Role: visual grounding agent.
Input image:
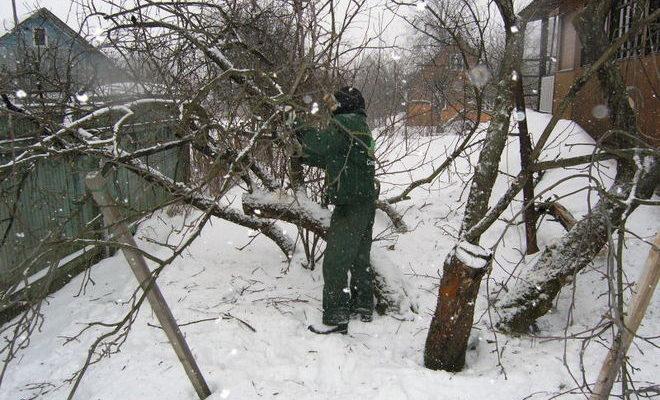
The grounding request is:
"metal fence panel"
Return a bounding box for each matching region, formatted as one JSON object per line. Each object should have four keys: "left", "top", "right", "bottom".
{"left": 0, "top": 110, "right": 183, "bottom": 289}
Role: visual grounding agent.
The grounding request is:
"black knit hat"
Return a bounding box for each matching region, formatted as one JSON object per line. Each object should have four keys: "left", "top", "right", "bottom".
{"left": 333, "top": 86, "right": 366, "bottom": 115}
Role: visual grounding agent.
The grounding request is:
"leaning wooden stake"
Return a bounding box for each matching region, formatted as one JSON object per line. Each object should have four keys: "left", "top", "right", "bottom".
{"left": 590, "top": 233, "right": 660, "bottom": 400}
{"left": 86, "top": 171, "right": 211, "bottom": 400}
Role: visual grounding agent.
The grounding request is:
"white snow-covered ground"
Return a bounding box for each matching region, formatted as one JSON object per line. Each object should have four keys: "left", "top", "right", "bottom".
{"left": 2, "top": 110, "right": 658, "bottom": 400}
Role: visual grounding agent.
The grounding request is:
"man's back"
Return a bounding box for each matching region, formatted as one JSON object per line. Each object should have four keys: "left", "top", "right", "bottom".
{"left": 298, "top": 112, "right": 376, "bottom": 205}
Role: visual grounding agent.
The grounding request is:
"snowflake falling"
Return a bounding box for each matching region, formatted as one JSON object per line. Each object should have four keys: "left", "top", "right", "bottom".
{"left": 391, "top": 52, "right": 402, "bottom": 61}
{"left": 511, "top": 70, "right": 519, "bottom": 81}
{"left": 302, "top": 94, "right": 313, "bottom": 104}
{"left": 510, "top": 25, "right": 519, "bottom": 33}
{"left": 92, "top": 28, "right": 106, "bottom": 44}
{"left": 514, "top": 110, "right": 526, "bottom": 121}
{"left": 76, "top": 92, "right": 89, "bottom": 104}
{"left": 468, "top": 65, "right": 492, "bottom": 88}
{"left": 591, "top": 104, "right": 609, "bottom": 119}
{"left": 15, "top": 89, "right": 27, "bottom": 98}
{"left": 310, "top": 102, "right": 319, "bottom": 114}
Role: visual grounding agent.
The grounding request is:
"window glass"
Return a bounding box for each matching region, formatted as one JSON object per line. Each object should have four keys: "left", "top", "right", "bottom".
{"left": 33, "top": 28, "right": 46, "bottom": 46}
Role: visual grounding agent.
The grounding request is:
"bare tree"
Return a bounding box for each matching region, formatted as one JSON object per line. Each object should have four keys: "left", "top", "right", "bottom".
{"left": 0, "top": 0, "right": 421, "bottom": 395}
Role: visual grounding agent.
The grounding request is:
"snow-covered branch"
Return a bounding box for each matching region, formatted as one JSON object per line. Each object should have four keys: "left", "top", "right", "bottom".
{"left": 242, "top": 189, "right": 418, "bottom": 315}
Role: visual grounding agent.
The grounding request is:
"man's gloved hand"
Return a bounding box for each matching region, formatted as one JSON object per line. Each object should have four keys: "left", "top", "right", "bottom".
{"left": 284, "top": 106, "right": 297, "bottom": 129}
{"left": 323, "top": 93, "right": 339, "bottom": 112}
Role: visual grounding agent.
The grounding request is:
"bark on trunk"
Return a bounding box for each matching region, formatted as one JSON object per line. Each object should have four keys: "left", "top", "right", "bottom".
{"left": 512, "top": 66, "right": 539, "bottom": 254}
{"left": 424, "top": 248, "right": 489, "bottom": 371}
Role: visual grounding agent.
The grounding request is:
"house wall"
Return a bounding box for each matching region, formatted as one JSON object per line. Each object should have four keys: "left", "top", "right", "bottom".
{"left": 406, "top": 47, "right": 488, "bottom": 127}
{"left": 549, "top": 0, "right": 659, "bottom": 145}
{"left": 407, "top": 102, "right": 438, "bottom": 126}
{"left": 553, "top": 54, "right": 660, "bottom": 145}
{"left": 406, "top": 101, "right": 491, "bottom": 127}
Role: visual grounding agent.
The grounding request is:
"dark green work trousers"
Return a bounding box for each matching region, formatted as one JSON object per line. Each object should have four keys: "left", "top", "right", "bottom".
{"left": 322, "top": 201, "right": 376, "bottom": 325}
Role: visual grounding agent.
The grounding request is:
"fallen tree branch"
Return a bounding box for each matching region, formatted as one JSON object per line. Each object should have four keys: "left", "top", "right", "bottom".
{"left": 93, "top": 151, "right": 296, "bottom": 256}
{"left": 375, "top": 200, "right": 409, "bottom": 233}
{"left": 537, "top": 201, "right": 578, "bottom": 232}
{"left": 242, "top": 189, "right": 419, "bottom": 315}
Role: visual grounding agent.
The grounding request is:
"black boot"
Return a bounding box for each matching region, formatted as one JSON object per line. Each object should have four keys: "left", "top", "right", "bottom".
{"left": 350, "top": 308, "right": 373, "bottom": 322}
{"left": 308, "top": 323, "right": 348, "bottom": 335}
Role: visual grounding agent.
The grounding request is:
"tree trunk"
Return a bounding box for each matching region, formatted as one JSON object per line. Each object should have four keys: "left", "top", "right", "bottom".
{"left": 511, "top": 64, "right": 539, "bottom": 254}
{"left": 424, "top": 0, "right": 520, "bottom": 371}
{"left": 496, "top": 179, "right": 645, "bottom": 332}
{"left": 424, "top": 245, "right": 490, "bottom": 371}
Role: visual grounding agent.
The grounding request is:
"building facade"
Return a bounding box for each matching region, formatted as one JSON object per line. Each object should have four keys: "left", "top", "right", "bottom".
{"left": 0, "top": 8, "right": 122, "bottom": 96}
{"left": 406, "top": 46, "right": 491, "bottom": 128}
{"left": 521, "top": 0, "right": 659, "bottom": 145}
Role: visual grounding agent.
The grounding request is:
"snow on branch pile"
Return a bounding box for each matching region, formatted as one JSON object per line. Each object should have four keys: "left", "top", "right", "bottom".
{"left": 242, "top": 189, "right": 419, "bottom": 316}
{"left": 496, "top": 154, "right": 658, "bottom": 333}
{"left": 243, "top": 190, "right": 330, "bottom": 237}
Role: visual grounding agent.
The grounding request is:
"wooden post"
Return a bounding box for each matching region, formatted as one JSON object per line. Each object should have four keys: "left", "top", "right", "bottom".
{"left": 590, "top": 233, "right": 660, "bottom": 400}
{"left": 85, "top": 171, "right": 212, "bottom": 400}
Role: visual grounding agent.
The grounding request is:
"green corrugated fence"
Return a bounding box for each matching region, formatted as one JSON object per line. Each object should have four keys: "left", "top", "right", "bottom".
{"left": 0, "top": 106, "right": 186, "bottom": 293}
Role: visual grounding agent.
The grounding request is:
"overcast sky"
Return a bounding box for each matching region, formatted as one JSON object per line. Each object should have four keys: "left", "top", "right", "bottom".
{"left": 2, "top": 0, "right": 78, "bottom": 33}
{"left": 2, "top": 0, "right": 413, "bottom": 46}
{"left": 2, "top": 0, "right": 534, "bottom": 53}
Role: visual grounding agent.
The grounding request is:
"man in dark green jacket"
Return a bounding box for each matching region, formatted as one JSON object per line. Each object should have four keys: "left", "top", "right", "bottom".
{"left": 296, "top": 86, "right": 376, "bottom": 334}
